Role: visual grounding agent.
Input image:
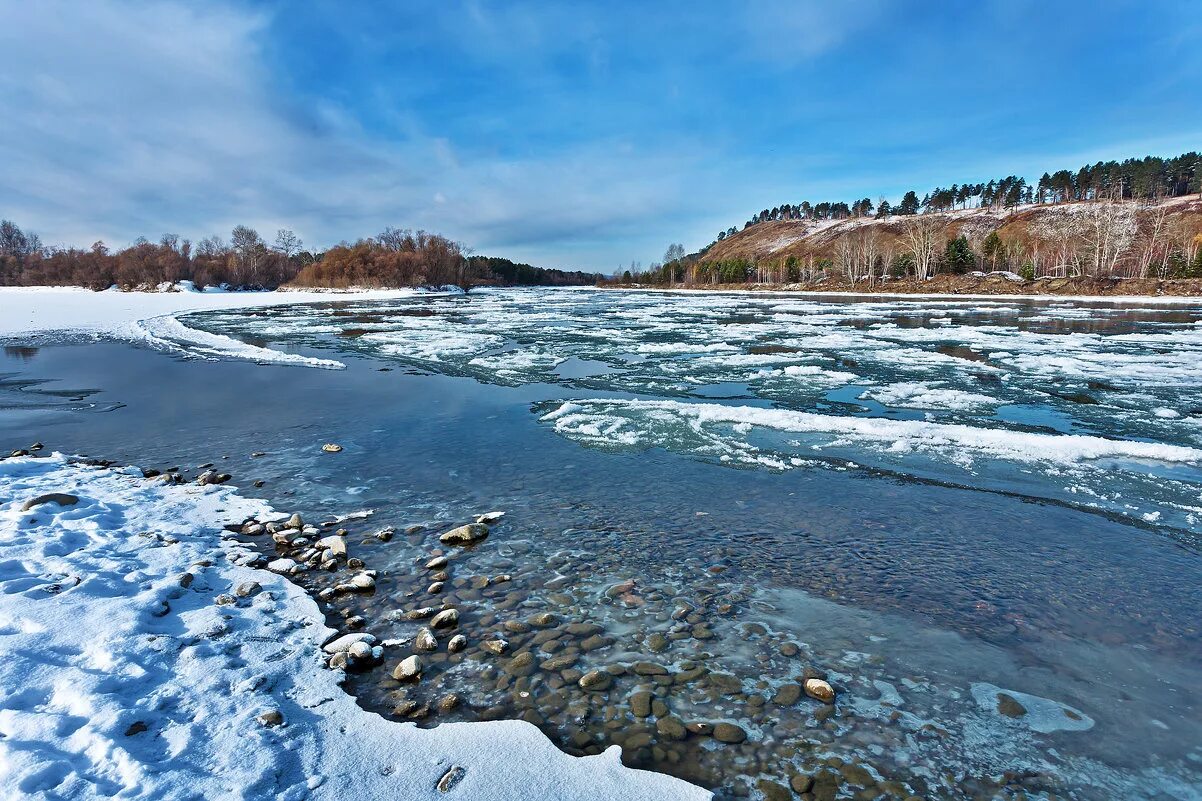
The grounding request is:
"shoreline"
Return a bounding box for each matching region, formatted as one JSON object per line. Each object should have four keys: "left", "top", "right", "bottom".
{"left": 602, "top": 276, "right": 1202, "bottom": 304}
{"left": 0, "top": 450, "right": 710, "bottom": 800}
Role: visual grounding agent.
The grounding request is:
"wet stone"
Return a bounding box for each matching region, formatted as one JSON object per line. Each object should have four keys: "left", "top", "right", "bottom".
{"left": 579, "top": 670, "right": 613, "bottom": 692}
{"left": 504, "top": 652, "right": 537, "bottom": 677}
{"left": 712, "top": 722, "right": 747, "bottom": 744}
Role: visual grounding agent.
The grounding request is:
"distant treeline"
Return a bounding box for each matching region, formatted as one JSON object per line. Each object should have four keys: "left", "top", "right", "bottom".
{"left": 715, "top": 151, "right": 1202, "bottom": 242}
{"left": 467, "top": 255, "right": 603, "bottom": 286}
{"left": 0, "top": 221, "right": 594, "bottom": 290}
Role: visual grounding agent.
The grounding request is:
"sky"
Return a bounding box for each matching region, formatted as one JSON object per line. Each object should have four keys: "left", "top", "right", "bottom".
{"left": 1, "top": 1, "right": 1199, "bottom": 271}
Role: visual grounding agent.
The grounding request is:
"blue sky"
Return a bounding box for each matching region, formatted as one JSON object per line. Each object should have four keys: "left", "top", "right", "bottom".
{"left": 1, "top": 1, "right": 1199, "bottom": 270}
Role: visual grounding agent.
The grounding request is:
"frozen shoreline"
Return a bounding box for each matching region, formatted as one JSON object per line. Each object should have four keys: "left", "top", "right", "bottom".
{"left": 603, "top": 284, "right": 1202, "bottom": 305}
{"left": 0, "top": 453, "right": 709, "bottom": 800}
{"left": 0, "top": 286, "right": 439, "bottom": 368}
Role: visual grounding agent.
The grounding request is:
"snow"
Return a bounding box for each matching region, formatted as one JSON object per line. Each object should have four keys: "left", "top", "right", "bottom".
{"left": 0, "top": 286, "right": 430, "bottom": 369}
{"left": 0, "top": 454, "right": 708, "bottom": 801}
{"left": 861, "top": 382, "right": 999, "bottom": 411}
{"left": 541, "top": 398, "right": 1202, "bottom": 467}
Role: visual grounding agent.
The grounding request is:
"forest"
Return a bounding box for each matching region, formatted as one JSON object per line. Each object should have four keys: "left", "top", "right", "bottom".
{"left": 0, "top": 222, "right": 598, "bottom": 291}
{"left": 622, "top": 151, "right": 1202, "bottom": 288}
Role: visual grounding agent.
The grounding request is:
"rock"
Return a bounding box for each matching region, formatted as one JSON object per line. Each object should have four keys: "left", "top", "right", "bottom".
{"left": 656, "top": 716, "right": 687, "bottom": 741}
{"left": 439, "top": 523, "right": 489, "bottom": 546}
{"left": 415, "top": 628, "right": 438, "bottom": 652}
{"left": 647, "top": 633, "right": 669, "bottom": 652}
{"left": 437, "top": 693, "right": 460, "bottom": 713}
{"left": 316, "top": 535, "right": 347, "bottom": 558}
{"left": 757, "top": 780, "right": 793, "bottom": 801}
{"left": 426, "top": 555, "right": 449, "bottom": 570}
{"left": 773, "top": 683, "right": 802, "bottom": 706}
{"left": 790, "top": 774, "right": 815, "bottom": 794}
{"left": 392, "top": 655, "right": 422, "bottom": 681}
{"left": 629, "top": 691, "right": 653, "bottom": 718}
{"left": 427, "top": 582, "right": 444, "bottom": 594}
{"left": 347, "top": 572, "right": 375, "bottom": 591}
{"left": 214, "top": 593, "right": 236, "bottom": 606}
{"left": 996, "top": 693, "right": 1027, "bottom": 718}
{"left": 686, "top": 722, "right": 713, "bottom": 736}
{"left": 804, "top": 678, "right": 836, "bottom": 704}
{"left": 565, "top": 623, "right": 603, "bottom": 637}
{"left": 436, "top": 766, "right": 466, "bottom": 793}
{"left": 578, "top": 670, "right": 613, "bottom": 692}
{"left": 430, "top": 608, "right": 459, "bottom": 629}
{"left": 447, "top": 634, "right": 467, "bottom": 653}
{"left": 347, "top": 557, "right": 365, "bottom": 569}
{"left": 481, "top": 638, "right": 508, "bottom": 655}
{"left": 529, "top": 612, "right": 557, "bottom": 627}
{"left": 579, "top": 634, "right": 611, "bottom": 652}
{"left": 504, "top": 652, "right": 537, "bottom": 677}
{"left": 21, "top": 493, "right": 79, "bottom": 512}
{"left": 780, "top": 642, "right": 800, "bottom": 657}
{"left": 405, "top": 607, "right": 436, "bottom": 620}
{"left": 30, "top": 442, "right": 44, "bottom": 451}
{"left": 267, "top": 558, "right": 297, "bottom": 574}
{"left": 286, "top": 513, "right": 304, "bottom": 529}
{"left": 321, "top": 443, "right": 343, "bottom": 453}
{"left": 256, "top": 709, "right": 284, "bottom": 727}
{"left": 712, "top": 722, "right": 747, "bottom": 744}
{"left": 323, "top": 633, "right": 376, "bottom": 654}
{"left": 375, "top": 527, "right": 395, "bottom": 542}
{"left": 632, "top": 661, "right": 668, "bottom": 676}
{"left": 347, "top": 641, "right": 373, "bottom": 662}
{"left": 475, "top": 511, "right": 505, "bottom": 524}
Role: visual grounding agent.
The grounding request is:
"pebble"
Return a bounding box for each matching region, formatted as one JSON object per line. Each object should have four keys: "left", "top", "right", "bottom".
{"left": 392, "top": 655, "right": 422, "bottom": 681}
{"left": 712, "top": 722, "right": 747, "bottom": 743}
{"left": 504, "top": 652, "right": 537, "bottom": 677}
{"left": 430, "top": 608, "right": 459, "bottom": 629}
{"left": 804, "top": 678, "right": 836, "bottom": 704}
{"left": 447, "top": 634, "right": 467, "bottom": 653}
{"left": 578, "top": 670, "right": 613, "bottom": 692}
{"left": 428, "top": 582, "right": 444, "bottom": 594}
{"left": 773, "top": 683, "right": 802, "bottom": 706}
{"left": 655, "top": 716, "right": 687, "bottom": 740}
{"left": 256, "top": 709, "right": 284, "bottom": 727}
{"left": 323, "top": 633, "right": 375, "bottom": 654}
{"left": 415, "top": 628, "right": 438, "bottom": 652}
{"left": 426, "top": 555, "right": 449, "bottom": 570}
{"left": 482, "top": 638, "right": 509, "bottom": 655}
{"left": 321, "top": 443, "right": 343, "bottom": 453}
{"left": 439, "top": 523, "right": 489, "bottom": 545}
{"left": 475, "top": 511, "right": 505, "bottom": 524}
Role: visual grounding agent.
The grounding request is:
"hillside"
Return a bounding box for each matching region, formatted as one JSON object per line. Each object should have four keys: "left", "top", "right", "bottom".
{"left": 644, "top": 196, "right": 1202, "bottom": 293}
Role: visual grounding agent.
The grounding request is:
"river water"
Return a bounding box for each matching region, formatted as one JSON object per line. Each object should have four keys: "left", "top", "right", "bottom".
{"left": 2, "top": 288, "right": 1200, "bottom": 800}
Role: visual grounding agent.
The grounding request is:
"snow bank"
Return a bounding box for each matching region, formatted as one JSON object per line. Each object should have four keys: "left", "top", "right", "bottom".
{"left": 0, "top": 455, "right": 708, "bottom": 801}
{"left": 0, "top": 286, "right": 427, "bottom": 368}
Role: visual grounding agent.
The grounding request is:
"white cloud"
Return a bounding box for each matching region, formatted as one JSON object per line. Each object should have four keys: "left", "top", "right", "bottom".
{"left": 0, "top": 0, "right": 716, "bottom": 269}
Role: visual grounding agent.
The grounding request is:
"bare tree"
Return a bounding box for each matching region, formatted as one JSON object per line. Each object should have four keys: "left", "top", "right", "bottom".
{"left": 900, "top": 216, "right": 942, "bottom": 280}
{"left": 273, "top": 229, "right": 302, "bottom": 258}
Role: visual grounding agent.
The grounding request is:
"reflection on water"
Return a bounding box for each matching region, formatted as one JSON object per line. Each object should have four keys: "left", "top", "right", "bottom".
{"left": 2, "top": 289, "right": 1202, "bottom": 800}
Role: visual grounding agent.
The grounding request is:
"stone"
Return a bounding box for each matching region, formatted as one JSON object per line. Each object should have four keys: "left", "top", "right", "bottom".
{"left": 439, "top": 523, "right": 490, "bottom": 545}
{"left": 286, "top": 513, "right": 304, "bottom": 529}
{"left": 321, "top": 443, "right": 343, "bottom": 453}
{"left": 316, "top": 535, "right": 347, "bottom": 559}
{"left": 647, "top": 633, "right": 669, "bottom": 653}
{"left": 655, "top": 716, "right": 687, "bottom": 741}
{"left": 996, "top": 693, "right": 1027, "bottom": 718}
{"left": 790, "top": 774, "right": 815, "bottom": 794}
{"left": 712, "top": 722, "right": 747, "bottom": 743}
{"left": 475, "top": 511, "right": 505, "bottom": 524}
{"left": 757, "top": 780, "right": 792, "bottom": 801}
{"left": 780, "top": 642, "right": 800, "bottom": 657}
{"left": 578, "top": 670, "right": 613, "bottom": 692}
{"left": 415, "top": 628, "right": 438, "bottom": 652}
{"left": 529, "top": 612, "right": 557, "bottom": 627}
{"left": 214, "top": 593, "right": 236, "bottom": 606}
{"left": 629, "top": 691, "right": 653, "bottom": 718}
{"left": 405, "top": 607, "right": 436, "bottom": 620}
{"left": 436, "top": 766, "right": 466, "bottom": 793}
{"left": 481, "top": 638, "right": 508, "bottom": 655}
{"left": 686, "top": 722, "right": 713, "bottom": 736}
{"left": 565, "top": 623, "right": 602, "bottom": 637}
{"left": 437, "top": 693, "right": 460, "bottom": 713}
{"left": 579, "top": 634, "right": 611, "bottom": 652}
{"left": 504, "top": 652, "right": 537, "bottom": 677}
{"left": 426, "top": 555, "right": 449, "bottom": 570}
{"left": 347, "top": 641, "right": 373, "bottom": 661}
{"left": 392, "top": 655, "right": 422, "bottom": 681}
{"left": 347, "top": 573, "right": 375, "bottom": 591}
{"left": 447, "top": 634, "right": 467, "bottom": 653}
{"left": 21, "top": 493, "right": 79, "bottom": 512}
{"left": 323, "top": 632, "right": 375, "bottom": 654}
{"left": 430, "top": 608, "right": 459, "bottom": 629}
{"left": 632, "top": 661, "right": 668, "bottom": 676}
{"left": 773, "top": 683, "right": 802, "bottom": 706}
{"left": 428, "top": 582, "right": 444, "bottom": 594}
{"left": 256, "top": 709, "right": 284, "bottom": 727}
{"left": 804, "top": 678, "right": 836, "bottom": 704}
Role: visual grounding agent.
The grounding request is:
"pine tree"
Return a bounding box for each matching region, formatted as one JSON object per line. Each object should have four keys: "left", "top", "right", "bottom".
{"left": 898, "top": 191, "right": 920, "bottom": 215}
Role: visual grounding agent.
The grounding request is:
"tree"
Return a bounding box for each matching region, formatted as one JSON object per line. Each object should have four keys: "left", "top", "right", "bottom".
{"left": 876, "top": 199, "right": 891, "bottom": 218}
{"left": 897, "top": 191, "right": 921, "bottom": 215}
{"left": 943, "top": 236, "right": 974, "bottom": 274}
{"left": 273, "top": 229, "right": 302, "bottom": 258}
{"left": 900, "top": 215, "right": 942, "bottom": 280}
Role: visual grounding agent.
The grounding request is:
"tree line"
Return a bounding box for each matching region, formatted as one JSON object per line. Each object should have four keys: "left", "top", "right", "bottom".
{"left": 0, "top": 221, "right": 596, "bottom": 290}
{"left": 714, "top": 150, "right": 1201, "bottom": 243}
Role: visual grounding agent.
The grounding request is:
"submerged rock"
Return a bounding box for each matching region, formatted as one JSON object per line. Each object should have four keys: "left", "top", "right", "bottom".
{"left": 439, "top": 523, "right": 489, "bottom": 546}
{"left": 712, "top": 722, "right": 747, "bottom": 744}
{"left": 804, "top": 678, "right": 836, "bottom": 704}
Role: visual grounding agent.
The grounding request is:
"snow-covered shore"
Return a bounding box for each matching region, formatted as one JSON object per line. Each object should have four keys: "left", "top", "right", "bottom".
{"left": 0, "top": 286, "right": 432, "bottom": 369}
{"left": 0, "top": 454, "right": 709, "bottom": 800}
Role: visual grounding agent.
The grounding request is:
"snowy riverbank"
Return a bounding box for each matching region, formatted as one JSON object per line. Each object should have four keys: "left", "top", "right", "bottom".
{"left": 0, "top": 453, "right": 709, "bottom": 800}
{"left": 0, "top": 286, "right": 438, "bottom": 369}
